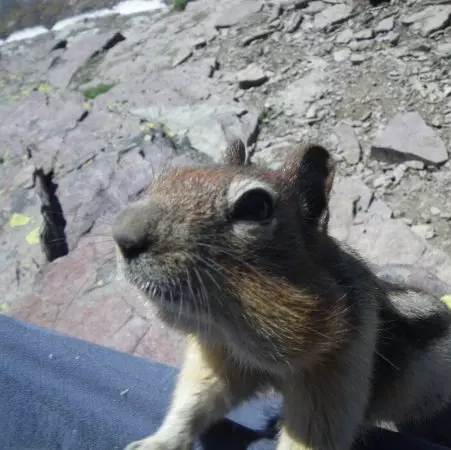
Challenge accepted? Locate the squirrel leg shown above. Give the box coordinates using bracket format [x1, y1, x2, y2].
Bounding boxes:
[124, 336, 262, 450]
[276, 380, 368, 450]
[276, 349, 374, 450]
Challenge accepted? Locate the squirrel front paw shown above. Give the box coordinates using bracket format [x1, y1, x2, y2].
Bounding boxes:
[124, 436, 190, 450]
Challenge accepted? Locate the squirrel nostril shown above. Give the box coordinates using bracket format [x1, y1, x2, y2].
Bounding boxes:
[112, 209, 152, 260]
[113, 229, 150, 259]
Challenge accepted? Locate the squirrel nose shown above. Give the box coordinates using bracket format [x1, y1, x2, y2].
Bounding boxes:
[112, 204, 153, 259]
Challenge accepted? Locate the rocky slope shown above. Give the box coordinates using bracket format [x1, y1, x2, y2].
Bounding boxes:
[1, 0, 451, 364]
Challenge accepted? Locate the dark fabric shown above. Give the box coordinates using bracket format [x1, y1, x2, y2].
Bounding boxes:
[0, 314, 449, 450]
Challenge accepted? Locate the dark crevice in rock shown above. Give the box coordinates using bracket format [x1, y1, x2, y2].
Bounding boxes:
[89, 32, 126, 61]
[70, 33, 126, 87]
[101, 32, 126, 53]
[77, 110, 89, 123]
[33, 168, 69, 262]
[51, 40, 67, 51]
[25, 145, 33, 159]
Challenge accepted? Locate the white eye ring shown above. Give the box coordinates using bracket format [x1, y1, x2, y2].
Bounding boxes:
[227, 178, 277, 211]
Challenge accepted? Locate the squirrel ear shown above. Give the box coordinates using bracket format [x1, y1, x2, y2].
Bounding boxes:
[222, 139, 247, 166]
[281, 144, 335, 234]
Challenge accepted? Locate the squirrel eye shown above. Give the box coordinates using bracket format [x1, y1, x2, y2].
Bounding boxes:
[232, 189, 274, 222]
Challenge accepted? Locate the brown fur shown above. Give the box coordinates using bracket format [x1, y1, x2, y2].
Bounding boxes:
[113, 139, 451, 450]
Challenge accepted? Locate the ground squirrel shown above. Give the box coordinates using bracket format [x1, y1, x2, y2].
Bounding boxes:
[113, 140, 451, 450]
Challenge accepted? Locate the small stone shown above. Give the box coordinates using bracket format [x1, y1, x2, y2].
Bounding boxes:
[393, 164, 407, 183]
[285, 11, 303, 33]
[303, 1, 326, 14]
[371, 112, 449, 165]
[241, 28, 274, 46]
[333, 48, 351, 62]
[411, 224, 436, 240]
[400, 218, 413, 226]
[335, 123, 361, 165]
[440, 212, 451, 220]
[375, 16, 395, 33]
[193, 38, 207, 49]
[172, 46, 193, 67]
[350, 54, 365, 65]
[306, 104, 318, 119]
[384, 31, 400, 45]
[405, 160, 425, 170]
[336, 28, 353, 44]
[313, 4, 353, 29]
[215, 0, 263, 29]
[430, 206, 441, 216]
[354, 28, 374, 40]
[348, 40, 372, 51]
[236, 64, 268, 89]
[373, 175, 387, 188]
[435, 42, 451, 58]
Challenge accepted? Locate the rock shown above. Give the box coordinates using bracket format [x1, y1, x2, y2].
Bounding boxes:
[172, 46, 193, 67]
[375, 264, 451, 296]
[400, 218, 413, 226]
[215, 0, 263, 29]
[393, 164, 407, 183]
[313, 4, 353, 29]
[236, 64, 268, 89]
[420, 7, 451, 36]
[403, 5, 451, 37]
[430, 206, 441, 216]
[336, 28, 353, 44]
[368, 199, 393, 220]
[382, 31, 400, 45]
[47, 31, 126, 88]
[375, 16, 395, 34]
[350, 54, 366, 65]
[435, 42, 451, 58]
[405, 160, 425, 170]
[303, 1, 326, 14]
[335, 123, 361, 165]
[373, 175, 388, 188]
[241, 27, 274, 46]
[131, 102, 260, 162]
[270, 62, 328, 117]
[411, 224, 436, 240]
[333, 49, 351, 62]
[354, 28, 374, 41]
[347, 217, 427, 266]
[285, 11, 303, 33]
[371, 112, 449, 165]
[253, 140, 296, 170]
[328, 177, 361, 242]
[348, 40, 372, 51]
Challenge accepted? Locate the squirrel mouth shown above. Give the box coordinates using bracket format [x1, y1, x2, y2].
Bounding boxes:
[121, 267, 200, 310]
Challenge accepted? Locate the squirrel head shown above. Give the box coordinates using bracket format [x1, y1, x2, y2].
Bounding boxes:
[113, 140, 349, 363]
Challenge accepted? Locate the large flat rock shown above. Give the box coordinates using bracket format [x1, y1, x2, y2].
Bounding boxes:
[371, 112, 449, 165]
[131, 101, 260, 162]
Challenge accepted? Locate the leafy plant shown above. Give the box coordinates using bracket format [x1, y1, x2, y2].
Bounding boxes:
[173, 0, 188, 11]
[82, 83, 114, 100]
